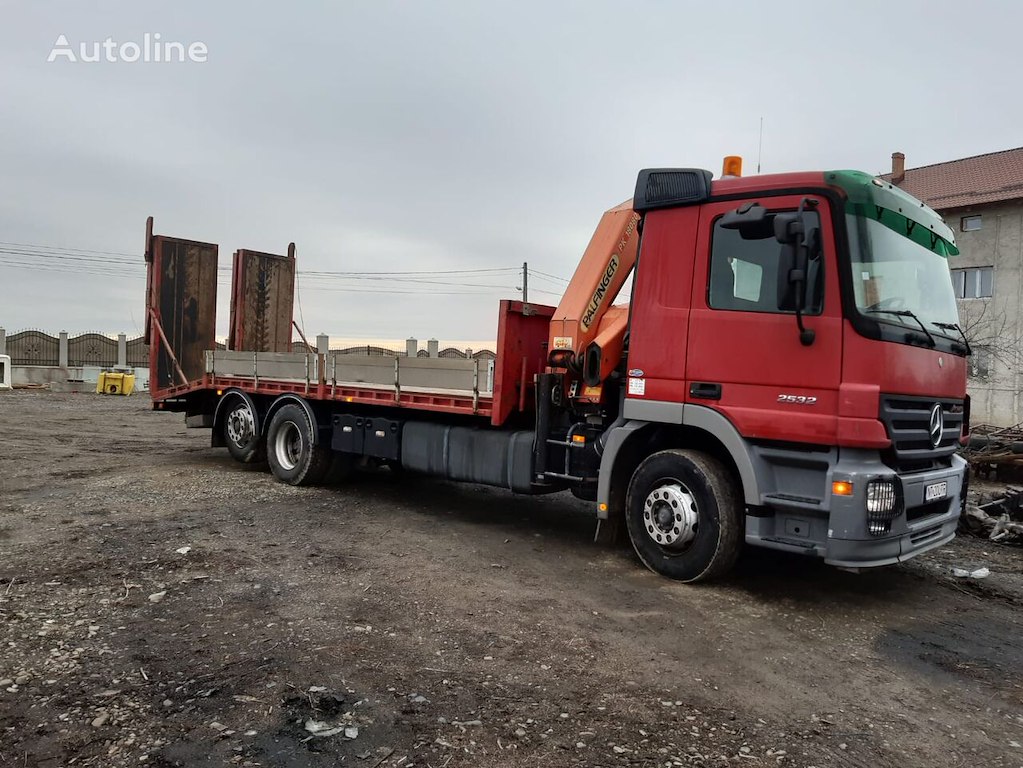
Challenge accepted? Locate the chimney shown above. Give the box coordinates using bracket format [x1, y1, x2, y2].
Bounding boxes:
[891, 152, 906, 185]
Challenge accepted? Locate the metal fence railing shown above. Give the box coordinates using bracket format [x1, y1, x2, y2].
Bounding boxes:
[67, 332, 119, 367]
[5, 329, 60, 366]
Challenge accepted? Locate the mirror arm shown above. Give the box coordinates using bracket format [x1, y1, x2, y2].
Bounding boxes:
[789, 268, 815, 346]
[794, 299, 815, 346]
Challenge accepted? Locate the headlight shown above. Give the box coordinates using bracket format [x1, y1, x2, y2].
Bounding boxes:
[866, 478, 899, 536]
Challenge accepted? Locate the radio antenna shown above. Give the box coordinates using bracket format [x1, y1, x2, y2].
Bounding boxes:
[757, 117, 764, 174]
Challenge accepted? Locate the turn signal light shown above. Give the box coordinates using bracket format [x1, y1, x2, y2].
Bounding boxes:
[571, 434, 586, 444]
[832, 480, 853, 496]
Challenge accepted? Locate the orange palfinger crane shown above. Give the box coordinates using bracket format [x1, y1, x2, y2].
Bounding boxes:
[547, 200, 640, 394]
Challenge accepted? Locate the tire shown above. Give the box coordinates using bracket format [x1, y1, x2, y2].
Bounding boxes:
[266, 403, 332, 486]
[222, 397, 265, 464]
[625, 449, 742, 583]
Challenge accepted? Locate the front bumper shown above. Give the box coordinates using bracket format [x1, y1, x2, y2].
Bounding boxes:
[745, 448, 965, 568]
[824, 453, 964, 567]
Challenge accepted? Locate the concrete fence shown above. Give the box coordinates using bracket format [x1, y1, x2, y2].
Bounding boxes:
[299, 336, 496, 360]
[0, 329, 496, 365]
[0, 328, 496, 392]
[0, 329, 149, 367]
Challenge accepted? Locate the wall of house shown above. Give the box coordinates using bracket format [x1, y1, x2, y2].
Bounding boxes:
[943, 199, 1023, 426]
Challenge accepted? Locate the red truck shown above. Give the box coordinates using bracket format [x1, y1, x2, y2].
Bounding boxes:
[146, 160, 969, 582]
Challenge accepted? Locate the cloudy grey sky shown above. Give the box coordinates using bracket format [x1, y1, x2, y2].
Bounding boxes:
[1, 1, 1021, 342]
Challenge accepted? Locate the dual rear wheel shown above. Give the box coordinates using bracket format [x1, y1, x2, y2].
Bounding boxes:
[221, 398, 334, 486]
[265, 404, 333, 486]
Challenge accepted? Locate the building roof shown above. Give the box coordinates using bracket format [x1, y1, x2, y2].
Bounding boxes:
[882, 147, 1023, 211]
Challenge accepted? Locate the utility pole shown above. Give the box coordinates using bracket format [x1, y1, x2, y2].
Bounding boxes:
[522, 261, 528, 303]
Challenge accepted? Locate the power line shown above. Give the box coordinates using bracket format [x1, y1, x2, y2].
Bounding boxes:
[0, 245, 524, 282]
[0, 259, 144, 280]
[529, 287, 562, 297]
[0, 240, 564, 298]
[300, 267, 519, 277]
[0, 240, 137, 258]
[528, 267, 569, 282]
[527, 272, 570, 289]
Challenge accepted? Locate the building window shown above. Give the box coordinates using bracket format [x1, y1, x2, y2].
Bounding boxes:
[961, 215, 982, 232]
[951, 267, 993, 299]
[708, 211, 823, 314]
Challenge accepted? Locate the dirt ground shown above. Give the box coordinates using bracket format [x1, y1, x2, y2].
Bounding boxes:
[1, 391, 1021, 768]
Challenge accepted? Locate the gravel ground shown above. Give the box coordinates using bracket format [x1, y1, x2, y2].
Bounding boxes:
[0, 390, 1021, 767]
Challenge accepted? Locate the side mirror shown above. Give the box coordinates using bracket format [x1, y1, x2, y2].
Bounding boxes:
[773, 212, 805, 313]
[772, 211, 800, 245]
[773, 200, 820, 346]
[720, 202, 774, 239]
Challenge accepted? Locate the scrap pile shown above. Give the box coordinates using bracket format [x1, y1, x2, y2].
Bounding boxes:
[961, 485, 1023, 544]
[964, 422, 1023, 475]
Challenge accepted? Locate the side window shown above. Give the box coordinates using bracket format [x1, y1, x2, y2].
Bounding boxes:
[708, 211, 823, 314]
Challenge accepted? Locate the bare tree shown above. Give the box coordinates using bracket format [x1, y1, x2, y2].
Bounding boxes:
[957, 299, 1018, 380]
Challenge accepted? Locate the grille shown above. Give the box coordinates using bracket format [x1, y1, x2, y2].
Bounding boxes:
[906, 499, 950, 523]
[879, 395, 964, 466]
[910, 524, 945, 547]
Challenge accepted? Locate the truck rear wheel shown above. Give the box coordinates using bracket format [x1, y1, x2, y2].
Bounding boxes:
[222, 397, 265, 464]
[266, 404, 331, 486]
[626, 449, 742, 582]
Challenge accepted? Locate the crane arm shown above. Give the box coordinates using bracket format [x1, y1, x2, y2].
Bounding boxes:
[547, 200, 640, 380]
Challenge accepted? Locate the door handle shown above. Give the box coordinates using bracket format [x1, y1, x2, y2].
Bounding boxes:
[689, 382, 722, 400]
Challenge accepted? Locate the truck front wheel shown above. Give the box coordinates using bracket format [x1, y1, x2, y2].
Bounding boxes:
[266, 404, 331, 486]
[222, 397, 265, 464]
[626, 449, 742, 582]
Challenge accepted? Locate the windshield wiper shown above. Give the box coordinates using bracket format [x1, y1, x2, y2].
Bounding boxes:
[933, 321, 972, 355]
[867, 309, 936, 347]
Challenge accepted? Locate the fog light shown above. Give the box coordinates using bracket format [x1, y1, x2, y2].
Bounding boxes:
[866, 478, 899, 536]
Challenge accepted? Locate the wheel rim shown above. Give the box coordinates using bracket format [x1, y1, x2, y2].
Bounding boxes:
[225, 402, 256, 447]
[274, 421, 303, 471]
[642, 480, 699, 551]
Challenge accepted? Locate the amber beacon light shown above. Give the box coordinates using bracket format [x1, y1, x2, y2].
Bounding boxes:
[721, 155, 743, 178]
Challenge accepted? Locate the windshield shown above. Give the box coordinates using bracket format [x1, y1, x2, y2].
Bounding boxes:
[846, 213, 960, 333]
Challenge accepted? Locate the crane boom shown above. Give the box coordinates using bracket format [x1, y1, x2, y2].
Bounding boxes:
[547, 200, 640, 384]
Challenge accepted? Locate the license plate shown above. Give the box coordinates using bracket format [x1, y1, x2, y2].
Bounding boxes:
[925, 481, 948, 502]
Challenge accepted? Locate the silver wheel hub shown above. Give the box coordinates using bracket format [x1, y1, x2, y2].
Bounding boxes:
[226, 404, 255, 446]
[643, 482, 699, 549]
[274, 422, 303, 471]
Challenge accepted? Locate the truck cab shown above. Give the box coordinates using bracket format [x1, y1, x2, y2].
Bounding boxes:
[583, 167, 967, 580]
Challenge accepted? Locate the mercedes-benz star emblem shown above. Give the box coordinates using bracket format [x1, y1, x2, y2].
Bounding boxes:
[929, 403, 943, 449]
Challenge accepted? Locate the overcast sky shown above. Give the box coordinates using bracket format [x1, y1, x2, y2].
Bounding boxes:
[2, 1, 1021, 343]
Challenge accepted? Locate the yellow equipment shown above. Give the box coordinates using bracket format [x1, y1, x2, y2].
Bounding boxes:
[96, 371, 136, 396]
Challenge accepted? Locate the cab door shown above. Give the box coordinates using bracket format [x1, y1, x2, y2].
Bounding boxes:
[684, 195, 843, 445]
